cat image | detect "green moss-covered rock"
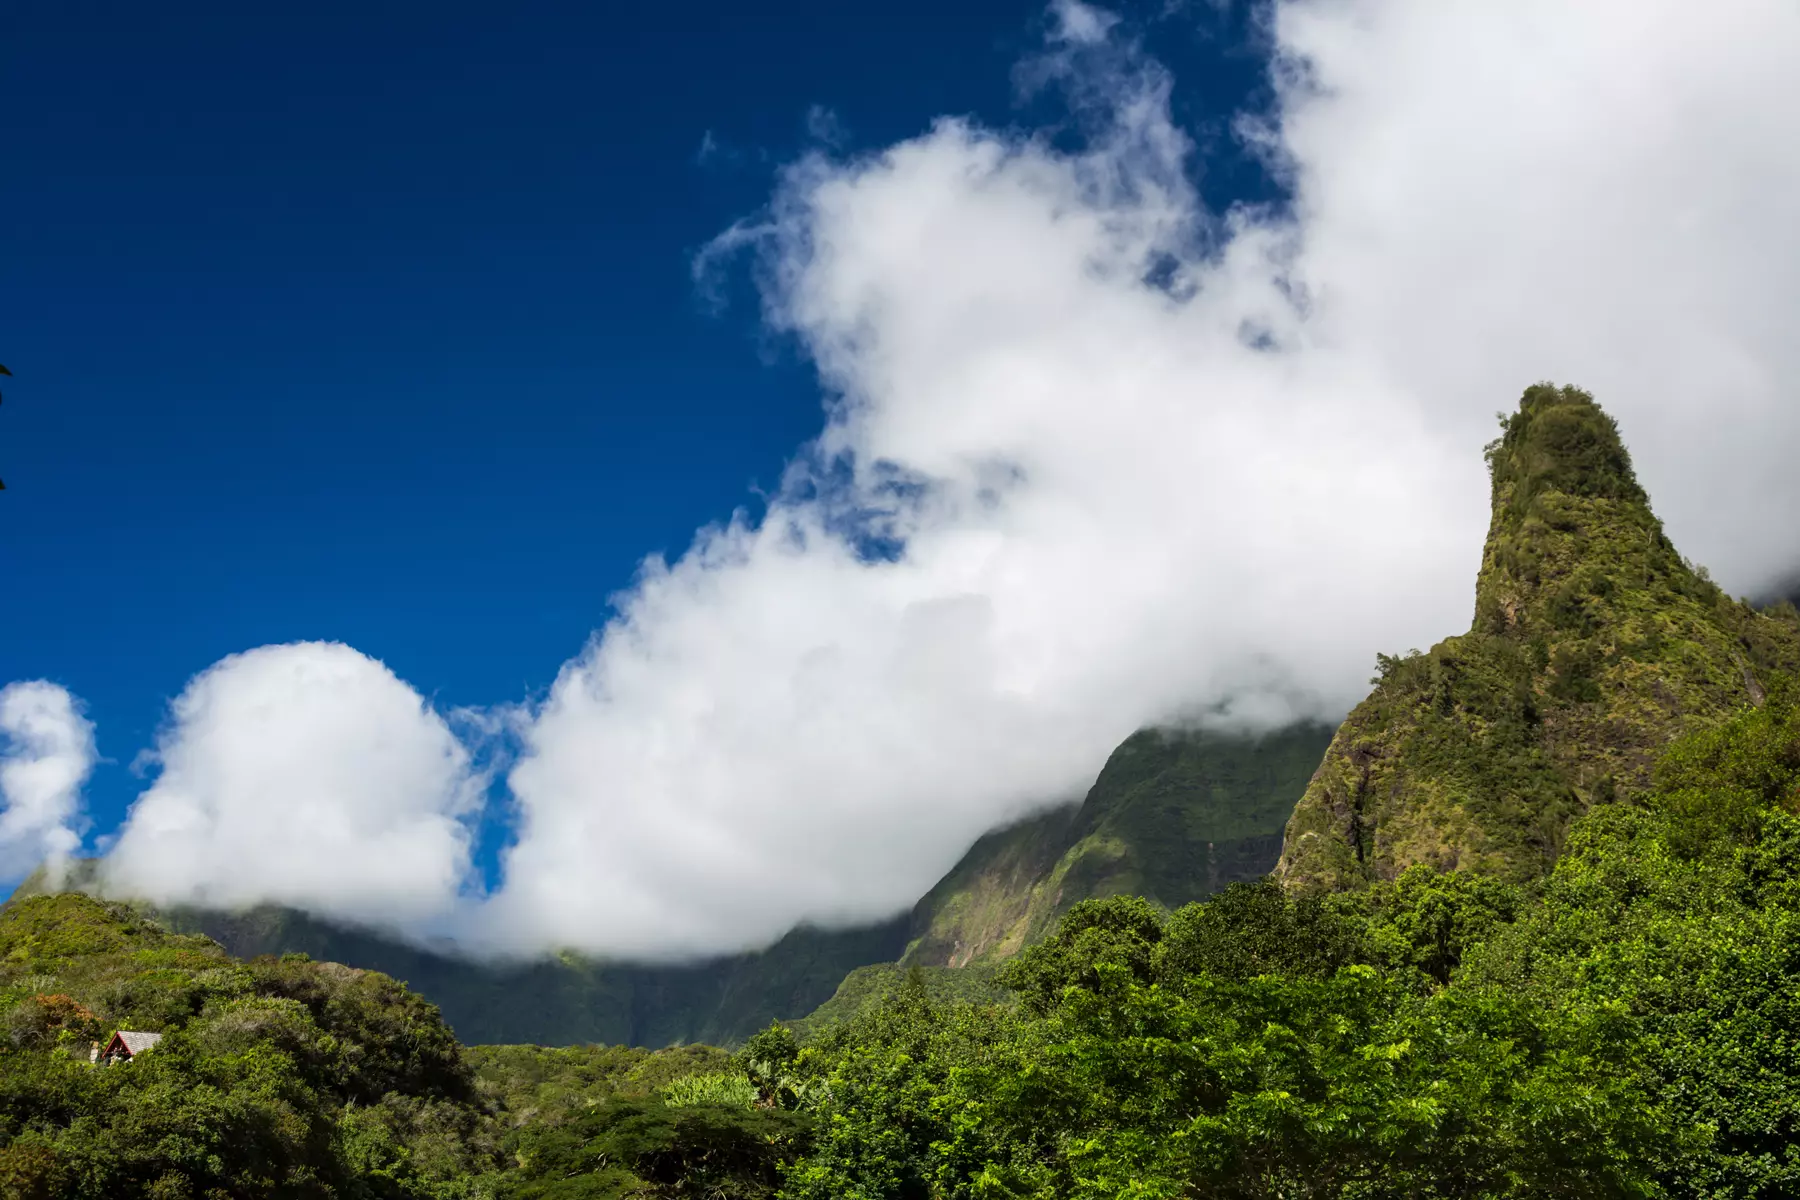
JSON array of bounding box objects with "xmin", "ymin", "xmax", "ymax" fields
[{"xmin": 1278, "ymin": 383, "xmax": 1800, "ymax": 890}]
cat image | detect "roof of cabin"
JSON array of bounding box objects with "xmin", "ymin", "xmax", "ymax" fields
[{"xmin": 109, "ymin": 1030, "xmax": 163, "ymax": 1056}]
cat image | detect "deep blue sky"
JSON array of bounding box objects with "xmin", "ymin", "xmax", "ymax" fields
[{"xmin": 0, "ymin": 0, "xmax": 1275, "ymax": 864}]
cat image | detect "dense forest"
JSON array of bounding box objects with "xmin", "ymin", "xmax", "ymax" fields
[{"xmin": 6, "ymin": 386, "xmax": 1800, "ymax": 1197}]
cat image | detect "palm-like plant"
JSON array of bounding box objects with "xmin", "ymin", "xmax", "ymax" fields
[{"xmin": 0, "ymin": 362, "xmax": 9, "ymax": 489}]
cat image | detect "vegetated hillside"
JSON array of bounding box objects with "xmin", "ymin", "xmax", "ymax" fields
[
  {"xmin": 783, "ymin": 962, "xmax": 1008, "ymax": 1042},
  {"xmin": 0, "ymin": 891, "xmax": 505, "ymax": 1196},
  {"xmin": 1280, "ymin": 383, "xmax": 1800, "ymax": 890},
  {"xmin": 14, "ymin": 684, "xmax": 1800, "ymax": 1197},
  {"xmin": 20, "ymin": 716, "xmax": 1332, "ymax": 1050},
  {"xmin": 773, "ymin": 686, "xmax": 1800, "ymax": 1200},
  {"xmin": 900, "ymin": 722, "xmax": 1335, "ymax": 967},
  {"xmin": 13, "ymin": 382, "xmax": 1800, "ymax": 1198},
  {"xmin": 151, "ymin": 902, "xmax": 910, "ymax": 1050}
]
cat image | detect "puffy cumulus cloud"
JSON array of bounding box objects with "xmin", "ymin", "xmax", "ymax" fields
[
  {"xmin": 101, "ymin": 643, "xmax": 482, "ymax": 931},
  {"xmin": 0, "ymin": 681, "xmax": 95, "ymax": 886},
  {"xmin": 474, "ymin": 0, "xmax": 1800, "ymax": 959}
]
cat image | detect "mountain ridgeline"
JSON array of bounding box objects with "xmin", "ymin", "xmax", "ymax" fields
[
  {"xmin": 1279, "ymin": 384, "xmax": 1800, "ymax": 888},
  {"xmin": 114, "ymin": 719, "xmax": 1330, "ymax": 1046},
  {"xmin": 898, "ymin": 721, "xmax": 1335, "ymax": 967},
  {"xmin": 11, "ymin": 384, "xmax": 1798, "ymax": 1051}
]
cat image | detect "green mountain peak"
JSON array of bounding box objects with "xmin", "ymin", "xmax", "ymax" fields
[
  {"xmin": 1278, "ymin": 383, "xmax": 1800, "ymax": 890},
  {"xmin": 1475, "ymin": 383, "xmax": 1666, "ymax": 640}
]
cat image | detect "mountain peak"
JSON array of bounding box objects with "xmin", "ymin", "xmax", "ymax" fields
[
  {"xmin": 1473, "ymin": 384, "xmax": 1682, "ymax": 642},
  {"xmin": 1486, "ymin": 383, "xmax": 1646, "ymax": 511},
  {"xmin": 1278, "ymin": 383, "xmax": 1800, "ymax": 891}
]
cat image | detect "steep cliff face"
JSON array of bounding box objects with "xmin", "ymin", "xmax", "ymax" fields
[
  {"xmin": 1279, "ymin": 384, "xmax": 1800, "ymax": 890},
  {"xmin": 902, "ymin": 721, "xmax": 1335, "ymax": 966}
]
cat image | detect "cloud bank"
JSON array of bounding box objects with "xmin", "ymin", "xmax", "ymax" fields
[
  {"xmin": 99, "ymin": 643, "xmax": 481, "ymax": 929},
  {"xmin": 0, "ymin": 682, "xmax": 95, "ymax": 885},
  {"xmin": 40, "ymin": 0, "xmax": 1800, "ymax": 957}
]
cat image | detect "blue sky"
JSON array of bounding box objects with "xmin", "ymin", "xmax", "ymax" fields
[
  {"xmin": 1, "ymin": 0, "xmax": 1272, "ymax": 872},
  {"xmin": 7, "ymin": 0, "xmax": 1799, "ymax": 954}
]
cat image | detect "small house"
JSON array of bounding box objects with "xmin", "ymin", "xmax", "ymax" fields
[{"xmin": 95, "ymin": 1030, "xmax": 163, "ymax": 1066}]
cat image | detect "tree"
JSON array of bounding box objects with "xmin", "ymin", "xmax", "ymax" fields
[{"xmin": 0, "ymin": 361, "xmax": 9, "ymax": 489}]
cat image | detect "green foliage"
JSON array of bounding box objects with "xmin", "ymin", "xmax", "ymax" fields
[
  {"xmin": 774, "ymin": 695, "xmax": 1800, "ymax": 1199},
  {"xmin": 904, "ymin": 721, "xmax": 1336, "ymax": 968},
  {"xmin": 1282, "ymin": 384, "xmax": 1800, "ymax": 888},
  {"xmin": 658, "ymin": 1072, "xmax": 756, "ymax": 1111},
  {"xmin": 1159, "ymin": 879, "xmax": 1365, "ymax": 982},
  {"xmin": 1347, "ymin": 866, "xmax": 1527, "ymax": 987},
  {"xmin": 501, "ymin": 1100, "xmax": 809, "ymax": 1200},
  {"xmin": 466, "ymin": 1043, "xmax": 732, "ymax": 1127},
  {"xmin": 1647, "ymin": 682, "xmax": 1800, "ymax": 857},
  {"xmin": 993, "ymin": 895, "xmax": 1165, "ymax": 1017},
  {"xmin": 787, "ymin": 964, "xmax": 1006, "ymax": 1043},
  {"xmin": 150, "ymin": 899, "xmax": 910, "ymax": 1050},
  {"xmin": 788, "ymin": 898, "xmax": 1677, "ymax": 1200},
  {"xmin": 0, "ymin": 893, "xmax": 502, "ymax": 1198}
]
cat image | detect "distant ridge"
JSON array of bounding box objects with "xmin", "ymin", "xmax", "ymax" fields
[
  {"xmin": 898, "ymin": 722, "xmax": 1334, "ymax": 968},
  {"xmin": 11, "ymin": 718, "xmax": 1331, "ymax": 1046}
]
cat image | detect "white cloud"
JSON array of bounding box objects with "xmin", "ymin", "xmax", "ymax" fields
[
  {"xmin": 1268, "ymin": 0, "xmax": 1800, "ymax": 586},
  {"xmin": 478, "ymin": 0, "xmax": 1800, "ymax": 958},
  {"xmin": 83, "ymin": 0, "xmax": 1800, "ymax": 959},
  {"xmin": 1051, "ymin": 0, "xmax": 1121, "ymax": 46},
  {"xmin": 0, "ymin": 681, "xmax": 95, "ymax": 887},
  {"xmin": 101, "ymin": 643, "xmax": 482, "ymax": 930}
]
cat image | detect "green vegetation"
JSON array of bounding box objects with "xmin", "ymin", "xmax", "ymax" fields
[
  {"xmin": 70, "ymin": 717, "xmax": 1328, "ymax": 1049},
  {"xmin": 0, "ymin": 893, "xmax": 501, "ymax": 1198},
  {"xmin": 10, "ymin": 383, "xmax": 1800, "ymax": 1195},
  {"xmin": 737, "ymin": 689, "xmax": 1800, "ymax": 1199},
  {"xmin": 466, "ymin": 1043, "xmax": 733, "ymax": 1126},
  {"xmin": 15, "ymin": 686, "xmax": 1800, "ymax": 1197},
  {"xmin": 142, "ymin": 903, "xmax": 911, "ymax": 1050},
  {"xmin": 785, "ymin": 963, "xmax": 1007, "ymax": 1041},
  {"xmin": 902, "ymin": 721, "xmax": 1336, "ymax": 967},
  {"xmin": 1280, "ymin": 384, "xmax": 1800, "ymax": 889}
]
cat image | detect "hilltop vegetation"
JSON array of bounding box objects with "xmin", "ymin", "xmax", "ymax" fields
[
  {"xmin": 1281, "ymin": 384, "xmax": 1800, "ymax": 888},
  {"xmin": 0, "ymin": 893, "xmax": 501, "ymax": 1197}
]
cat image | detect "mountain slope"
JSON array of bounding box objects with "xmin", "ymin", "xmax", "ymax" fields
[
  {"xmin": 1279, "ymin": 384, "xmax": 1800, "ymax": 890},
  {"xmin": 145, "ymin": 720, "xmax": 1330, "ymax": 1042},
  {"xmin": 901, "ymin": 722, "xmax": 1336, "ymax": 966},
  {"xmin": 15, "ymin": 724, "xmax": 1333, "ymax": 1050},
  {"xmin": 152, "ymin": 902, "xmax": 910, "ymax": 1048}
]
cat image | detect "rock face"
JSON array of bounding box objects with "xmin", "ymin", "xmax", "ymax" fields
[{"xmin": 1279, "ymin": 384, "xmax": 1800, "ymax": 890}]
